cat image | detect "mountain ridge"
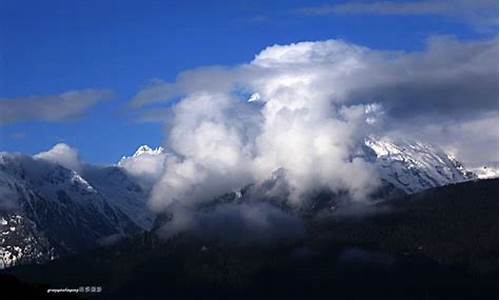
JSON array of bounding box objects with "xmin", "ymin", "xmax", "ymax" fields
[{"xmin": 0, "ymin": 137, "xmax": 494, "ymax": 269}]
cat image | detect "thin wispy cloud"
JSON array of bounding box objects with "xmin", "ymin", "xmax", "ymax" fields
[
  {"xmin": 129, "ymin": 79, "xmax": 174, "ymax": 109},
  {"xmin": 299, "ymin": 0, "xmax": 498, "ymax": 29},
  {"xmin": 133, "ymin": 108, "xmax": 171, "ymax": 124},
  {"xmin": 130, "ymin": 66, "xmax": 234, "ymax": 109},
  {"xmin": 0, "ymin": 89, "xmax": 114, "ymax": 125}
]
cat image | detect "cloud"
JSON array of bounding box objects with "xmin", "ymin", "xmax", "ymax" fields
[
  {"xmin": 132, "ymin": 107, "xmax": 172, "ymax": 124},
  {"xmin": 135, "ymin": 37, "xmax": 498, "ymax": 166},
  {"xmin": 145, "ymin": 40, "xmax": 390, "ymax": 215},
  {"xmin": 130, "ymin": 37, "xmax": 497, "ymax": 241},
  {"xmin": 299, "ymin": 0, "xmax": 498, "ymax": 29},
  {"xmin": 389, "ymin": 111, "xmax": 499, "ymax": 167},
  {"xmin": 149, "ymin": 92, "xmax": 264, "ymax": 211},
  {"xmin": 34, "ymin": 143, "xmax": 82, "ymax": 172},
  {"xmin": 347, "ymin": 36, "xmax": 498, "ymax": 120},
  {"xmin": 129, "ymin": 79, "xmax": 175, "ymax": 108},
  {"xmin": 129, "ymin": 66, "xmax": 236, "ymax": 109},
  {"xmin": 158, "ymin": 202, "xmax": 305, "ymax": 244},
  {"xmin": 118, "ymin": 148, "xmax": 168, "ymax": 188},
  {"xmin": 0, "ymin": 89, "xmax": 114, "ymax": 125}
]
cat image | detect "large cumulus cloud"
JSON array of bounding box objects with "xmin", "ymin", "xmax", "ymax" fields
[
  {"xmin": 143, "ymin": 40, "xmax": 391, "ymax": 214},
  {"xmin": 134, "ymin": 37, "xmax": 498, "ymax": 164},
  {"xmin": 117, "ymin": 147, "xmax": 168, "ymax": 189},
  {"xmin": 130, "ymin": 37, "xmax": 498, "ymax": 238}
]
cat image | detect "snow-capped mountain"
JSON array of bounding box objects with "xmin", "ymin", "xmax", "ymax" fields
[
  {"xmin": 122, "ymin": 140, "xmax": 479, "ymax": 198},
  {"xmin": 131, "ymin": 145, "xmax": 165, "ymax": 157},
  {"xmin": 0, "ymin": 139, "xmax": 486, "ymax": 269},
  {"xmin": 118, "ymin": 145, "xmax": 165, "ymax": 166},
  {"xmin": 0, "ymin": 152, "xmax": 144, "ymax": 268},
  {"xmin": 364, "ymin": 137, "xmax": 477, "ymax": 194},
  {"xmin": 117, "ymin": 145, "xmax": 166, "ymax": 189}
]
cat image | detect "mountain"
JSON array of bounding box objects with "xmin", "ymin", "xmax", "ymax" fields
[
  {"xmin": 125, "ymin": 145, "xmax": 165, "ymax": 158},
  {"xmin": 0, "ymin": 139, "xmax": 488, "ymax": 269},
  {"xmin": 0, "ymin": 213, "xmax": 55, "ymax": 269},
  {"xmin": 4, "ymin": 179, "xmax": 497, "ymax": 300},
  {"xmin": 82, "ymin": 165, "xmax": 154, "ymax": 230},
  {"xmin": 117, "ymin": 144, "xmax": 167, "ymax": 189},
  {"xmin": 364, "ymin": 136, "xmax": 477, "ymax": 193},
  {"xmin": 0, "ymin": 152, "xmax": 143, "ymax": 269}
]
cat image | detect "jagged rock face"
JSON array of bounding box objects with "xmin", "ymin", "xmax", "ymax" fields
[{"xmin": 364, "ymin": 137, "xmax": 477, "ymax": 194}]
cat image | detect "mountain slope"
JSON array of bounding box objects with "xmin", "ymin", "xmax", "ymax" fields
[
  {"xmin": 4, "ymin": 179, "xmax": 497, "ymax": 300},
  {"xmin": 0, "ymin": 138, "xmax": 486, "ymax": 269},
  {"xmin": 0, "ymin": 152, "xmax": 141, "ymax": 268},
  {"xmin": 364, "ymin": 136, "xmax": 477, "ymax": 193},
  {"xmin": 82, "ymin": 165, "xmax": 154, "ymax": 230},
  {"xmin": 0, "ymin": 213, "xmax": 55, "ymax": 269}
]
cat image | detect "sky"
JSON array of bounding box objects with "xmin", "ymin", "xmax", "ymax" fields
[{"xmin": 0, "ymin": 0, "xmax": 498, "ymax": 166}]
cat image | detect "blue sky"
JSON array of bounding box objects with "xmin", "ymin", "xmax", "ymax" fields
[{"xmin": 0, "ymin": 0, "xmax": 497, "ymax": 164}]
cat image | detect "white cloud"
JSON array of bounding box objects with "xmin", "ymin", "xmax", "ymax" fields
[
  {"xmin": 34, "ymin": 143, "xmax": 82, "ymax": 172},
  {"xmin": 299, "ymin": 0, "xmax": 498, "ymax": 29},
  {"xmin": 391, "ymin": 112, "xmax": 499, "ymax": 167},
  {"xmin": 0, "ymin": 89, "xmax": 114, "ymax": 125},
  {"xmin": 118, "ymin": 146, "xmax": 168, "ymax": 188},
  {"xmin": 129, "ymin": 37, "xmax": 497, "ymax": 240},
  {"xmin": 129, "ymin": 79, "xmax": 175, "ymax": 108},
  {"xmin": 146, "ymin": 40, "xmax": 391, "ymax": 214},
  {"xmin": 149, "ymin": 93, "xmax": 259, "ymax": 211}
]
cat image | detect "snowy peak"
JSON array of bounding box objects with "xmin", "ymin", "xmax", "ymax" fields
[
  {"xmin": 132, "ymin": 145, "xmax": 164, "ymax": 157},
  {"xmin": 365, "ymin": 136, "xmax": 477, "ymax": 194},
  {"xmin": 117, "ymin": 145, "xmax": 165, "ymax": 169}
]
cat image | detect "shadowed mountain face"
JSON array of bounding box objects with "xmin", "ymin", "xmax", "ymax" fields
[
  {"xmin": 2, "ymin": 179, "xmax": 497, "ymax": 300},
  {"xmin": 0, "ymin": 153, "xmax": 144, "ymax": 267}
]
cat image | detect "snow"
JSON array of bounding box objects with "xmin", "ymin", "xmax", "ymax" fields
[
  {"xmin": 248, "ymin": 92, "xmax": 261, "ymax": 102},
  {"xmin": 0, "ymin": 152, "xmax": 141, "ymax": 267},
  {"xmin": 70, "ymin": 171, "xmax": 97, "ymax": 192},
  {"xmin": 0, "ymin": 213, "xmax": 53, "ymax": 269},
  {"xmin": 116, "ymin": 145, "xmax": 167, "ymax": 190},
  {"xmin": 365, "ymin": 136, "xmax": 477, "ymax": 194},
  {"xmin": 471, "ymin": 166, "xmax": 499, "ymax": 179},
  {"xmin": 131, "ymin": 145, "xmax": 165, "ymax": 158},
  {"xmin": 117, "ymin": 144, "xmax": 165, "ymax": 165},
  {"xmin": 0, "ymin": 139, "xmax": 490, "ymax": 269}
]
